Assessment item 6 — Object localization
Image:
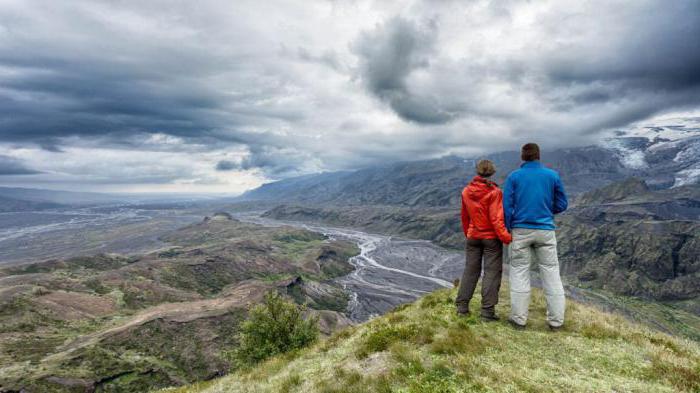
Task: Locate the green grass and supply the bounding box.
[159,284,700,393]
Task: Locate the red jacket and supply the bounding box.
[460,176,512,244]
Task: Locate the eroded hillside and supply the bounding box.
[0,215,359,392]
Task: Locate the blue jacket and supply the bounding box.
[503,161,568,230]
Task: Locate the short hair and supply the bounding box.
[521,143,540,161]
[476,159,496,177]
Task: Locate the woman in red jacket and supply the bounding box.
[455,159,512,320]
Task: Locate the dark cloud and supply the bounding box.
[216,147,313,179]
[0,0,698,192]
[349,2,700,132]
[216,160,238,171]
[543,2,700,92]
[238,146,319,179]
[353,17,455,124]
[0,156,40,175]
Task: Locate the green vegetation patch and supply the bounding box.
[273,231,326,243]
[229,292,319,369]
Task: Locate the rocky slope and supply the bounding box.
[0,215,359,392]
[161,285,700,393]
[556,180,700,314]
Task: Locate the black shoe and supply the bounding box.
[481,314,500,322]
[456,309,470,317]
[508,319,526,330]
[548,324,564,332]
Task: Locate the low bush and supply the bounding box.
[231,292,319,368]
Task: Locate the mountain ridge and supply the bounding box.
[239,121,700,208]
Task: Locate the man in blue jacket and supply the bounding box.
[503,143,568,330]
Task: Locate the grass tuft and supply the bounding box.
[430,325,484,355]
[355,323,434,359]
[580,321,622,340]
[279,374,302,393]
[646,351,700,392]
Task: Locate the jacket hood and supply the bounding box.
[466,176,498,201]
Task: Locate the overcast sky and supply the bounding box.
[0,0,699,193]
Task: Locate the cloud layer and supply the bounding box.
[0,0,698,192]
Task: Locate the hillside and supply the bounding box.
[161,285,700,393]
[0,216,359,392]
[262,182,700,308]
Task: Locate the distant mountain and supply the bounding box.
[241,148,628,208]
[0,187,219,212]
[0,187,123,208]
[240,119,700,208]
[0,194,64,212]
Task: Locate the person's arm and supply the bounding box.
[553,174,568,214]
[503,175,515,230]
[489,190,512,244]
[460,194,470,239]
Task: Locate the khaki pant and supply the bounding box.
[455,238,503,317]
[509,228,565,327]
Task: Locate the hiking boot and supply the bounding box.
[481,313,500,322]
[456,309,470,317]
[508,319,526,330]
[548,324,564,332]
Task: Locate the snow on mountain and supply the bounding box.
[603,138,649,169]
[602,115,700,187]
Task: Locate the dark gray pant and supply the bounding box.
[455,238,503,316]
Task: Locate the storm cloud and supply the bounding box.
[353,17,456,124]
[0,155,40,175]
[0,0,698,193]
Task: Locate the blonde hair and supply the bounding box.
[476,159,496,177]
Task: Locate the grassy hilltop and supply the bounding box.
[162,285,700,393]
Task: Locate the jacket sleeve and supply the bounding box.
[460,194,470,239]
[489,190,512,244]
[553,174,568,214]
[503,175,515,230]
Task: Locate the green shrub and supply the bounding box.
[232,292,319,368]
